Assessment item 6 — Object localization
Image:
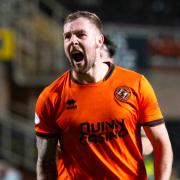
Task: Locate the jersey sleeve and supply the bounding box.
[139,75,164,126]
[34,88,59,138]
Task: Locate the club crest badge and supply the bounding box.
[114,86,131,102]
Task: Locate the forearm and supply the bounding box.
[36,136,58,180]
[153,142,173,180]
[36,160,57,180]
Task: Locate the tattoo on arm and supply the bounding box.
[36,136,58,180]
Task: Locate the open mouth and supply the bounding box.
[71,50,84,62]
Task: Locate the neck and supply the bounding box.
[71,62,109,84]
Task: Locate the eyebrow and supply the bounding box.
[63,32,69,37]
[63,29,86,37]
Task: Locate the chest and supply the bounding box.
[56,82,140,132]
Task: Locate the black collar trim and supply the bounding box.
[103,62,115,81]
[70,62,115,83]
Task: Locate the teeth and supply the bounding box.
[71,50,81,54]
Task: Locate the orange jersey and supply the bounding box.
[35,63,163,180]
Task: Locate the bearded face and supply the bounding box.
[63,17,103,74]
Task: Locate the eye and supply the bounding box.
[64,33,71,40]
[77,32,86,39]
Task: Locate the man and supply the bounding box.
[35,11,173,180]
[101,35,153,156]
[100,34,116,63]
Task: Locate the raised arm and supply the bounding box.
[36,136,58,180]
[143,123,173,180]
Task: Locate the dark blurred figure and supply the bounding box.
[0,160,22,180]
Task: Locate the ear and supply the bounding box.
[96,34,104,48]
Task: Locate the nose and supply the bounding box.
[70,35,79,45]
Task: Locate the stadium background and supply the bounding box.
[0,0,180,179]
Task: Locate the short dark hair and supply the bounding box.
[64,11,103,33]
[103,35,117,58]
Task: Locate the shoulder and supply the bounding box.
[114,65,143,84]
[37,71,69,105]
[115,65,141,77]
[46,71,69,92]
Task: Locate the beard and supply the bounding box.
[70,54,96,74]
